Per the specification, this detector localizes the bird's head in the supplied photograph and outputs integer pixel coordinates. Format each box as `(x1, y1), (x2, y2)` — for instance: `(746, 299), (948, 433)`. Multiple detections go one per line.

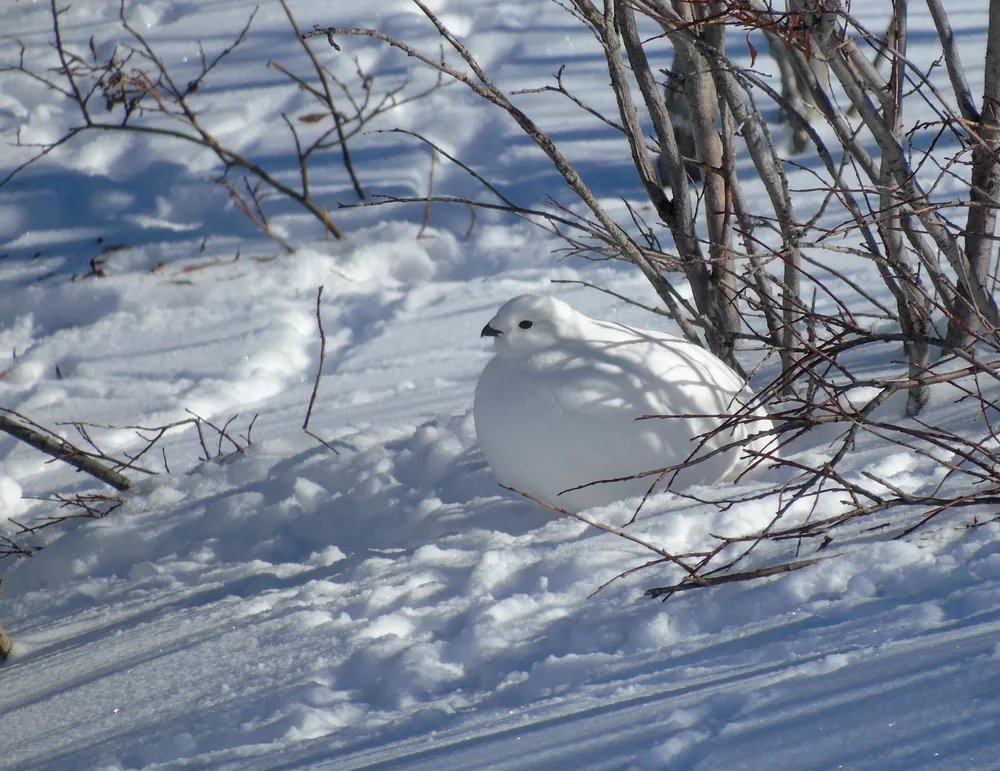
(480, 294), (580, 359)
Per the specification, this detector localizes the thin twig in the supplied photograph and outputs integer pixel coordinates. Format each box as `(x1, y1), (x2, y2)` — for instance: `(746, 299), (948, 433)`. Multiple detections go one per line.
(303, 285), (339, 454)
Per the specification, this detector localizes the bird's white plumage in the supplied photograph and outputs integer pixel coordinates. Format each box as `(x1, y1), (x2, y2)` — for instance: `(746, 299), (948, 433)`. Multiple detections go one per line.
(473, 294), (774, 512)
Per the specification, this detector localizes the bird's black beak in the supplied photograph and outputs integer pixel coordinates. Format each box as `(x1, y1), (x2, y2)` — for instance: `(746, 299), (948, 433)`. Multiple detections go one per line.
(481, 323), (502, 338)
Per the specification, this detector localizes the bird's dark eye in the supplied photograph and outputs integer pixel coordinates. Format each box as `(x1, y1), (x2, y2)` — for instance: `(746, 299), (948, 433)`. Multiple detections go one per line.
(518, 320), (533, 329)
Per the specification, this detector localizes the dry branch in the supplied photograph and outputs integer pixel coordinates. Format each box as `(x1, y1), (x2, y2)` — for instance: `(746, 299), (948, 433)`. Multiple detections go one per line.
(644, 555), (832, 600)
(0, 410), (132, 491)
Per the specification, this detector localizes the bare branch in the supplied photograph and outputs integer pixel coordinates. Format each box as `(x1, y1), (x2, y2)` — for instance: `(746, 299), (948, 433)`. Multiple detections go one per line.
(0, 410), (132, 491)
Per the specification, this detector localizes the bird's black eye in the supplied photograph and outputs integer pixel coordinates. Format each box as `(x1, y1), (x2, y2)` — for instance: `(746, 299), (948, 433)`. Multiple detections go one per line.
(518, 319), (533, 329)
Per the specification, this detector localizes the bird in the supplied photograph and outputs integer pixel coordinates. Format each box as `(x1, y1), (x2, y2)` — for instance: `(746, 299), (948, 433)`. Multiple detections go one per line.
(473, 294), (775, 512)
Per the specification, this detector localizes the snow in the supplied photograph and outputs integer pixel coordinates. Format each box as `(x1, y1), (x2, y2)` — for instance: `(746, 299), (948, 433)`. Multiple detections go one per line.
(1, 1), (999, 769)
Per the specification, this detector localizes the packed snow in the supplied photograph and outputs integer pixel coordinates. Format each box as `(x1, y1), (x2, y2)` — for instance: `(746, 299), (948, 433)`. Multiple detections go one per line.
(2, 1), (999, 769)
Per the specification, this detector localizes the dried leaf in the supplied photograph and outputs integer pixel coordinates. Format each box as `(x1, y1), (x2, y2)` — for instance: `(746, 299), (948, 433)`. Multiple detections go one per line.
(298, 112), (328, 124)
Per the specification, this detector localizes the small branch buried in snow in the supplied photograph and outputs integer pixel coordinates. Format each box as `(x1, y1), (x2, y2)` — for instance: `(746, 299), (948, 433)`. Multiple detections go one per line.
(0, 410), (132, 491)
(643, 556), (833, 602)
(0, 622), (12, 663)
(0, 412), (258, 562)
(502, 484), (839, 600)
(500, 484), (701, 596)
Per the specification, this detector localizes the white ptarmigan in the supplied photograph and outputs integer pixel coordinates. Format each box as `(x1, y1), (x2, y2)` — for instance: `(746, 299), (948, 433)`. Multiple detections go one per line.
(473, 294), (775, 512)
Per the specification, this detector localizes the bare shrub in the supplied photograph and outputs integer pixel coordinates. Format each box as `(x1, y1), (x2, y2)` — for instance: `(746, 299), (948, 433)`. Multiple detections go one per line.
(307, 0), (1000, 592)
(0, 0), (444, 249)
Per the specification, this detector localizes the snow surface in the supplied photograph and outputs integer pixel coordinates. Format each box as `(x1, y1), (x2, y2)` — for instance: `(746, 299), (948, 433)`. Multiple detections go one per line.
(1, 1), (999, 769)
